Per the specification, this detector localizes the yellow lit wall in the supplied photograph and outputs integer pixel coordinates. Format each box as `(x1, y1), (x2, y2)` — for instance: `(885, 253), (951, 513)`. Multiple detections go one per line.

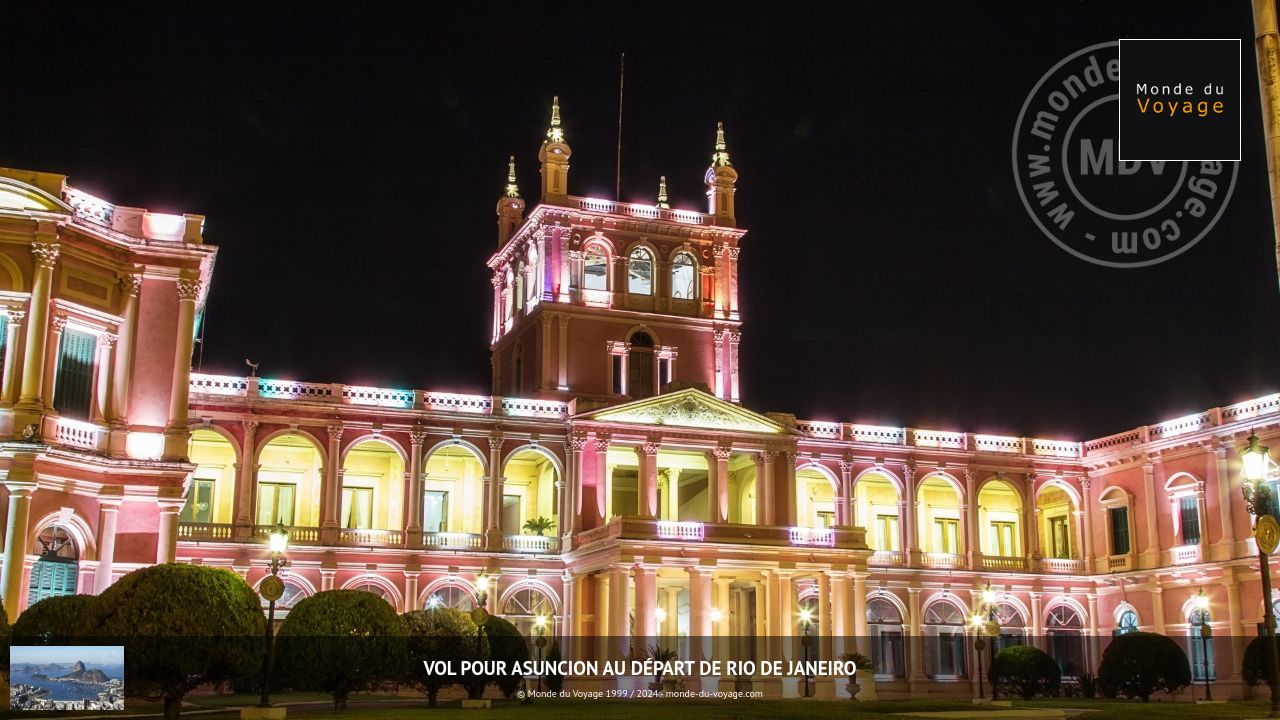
(341, 439), (406, 531)
(423, 445), (485, 533)
(917, 476), (961, 553)
(796, 468), (835, 528)
(258, 434), (324, 527)
(188, 429), (237, 524)
(854, 473), (900, 550)
(504, 450), (559, 533)
(977, 480), (1021, 556)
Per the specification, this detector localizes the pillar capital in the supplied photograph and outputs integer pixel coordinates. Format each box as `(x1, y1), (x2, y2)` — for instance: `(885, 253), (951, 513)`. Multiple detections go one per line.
(119, 272), (144, 297)
(31, 241), (60, 269)
(97, 332), (118, 349)
(5, 309), (24, 325)
(327, 424), (344, 443)
(409, 427), (427, 447)
(175, 278), (202, 301)
(4, 481), (36, 498)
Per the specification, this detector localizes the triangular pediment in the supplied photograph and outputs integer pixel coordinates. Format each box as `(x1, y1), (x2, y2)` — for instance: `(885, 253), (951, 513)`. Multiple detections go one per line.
(580, 388), (786, 434)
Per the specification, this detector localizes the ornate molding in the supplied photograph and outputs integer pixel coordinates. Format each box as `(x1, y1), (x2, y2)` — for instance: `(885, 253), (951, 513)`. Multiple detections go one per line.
(120, 273), (144, 296)
(5, 309), (25, 325)
(97, 332), (118, 349)
(241, 419), (259, 434)
(409, 428), (427, 447)
(176, 279), (202, 301)
(327, 425), (344, 443)
(50, 316), (68, 332)
(568, 431), (590, 452)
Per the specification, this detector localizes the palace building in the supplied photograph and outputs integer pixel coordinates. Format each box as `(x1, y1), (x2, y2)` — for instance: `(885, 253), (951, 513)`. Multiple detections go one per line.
(0, 99), (1271, 699)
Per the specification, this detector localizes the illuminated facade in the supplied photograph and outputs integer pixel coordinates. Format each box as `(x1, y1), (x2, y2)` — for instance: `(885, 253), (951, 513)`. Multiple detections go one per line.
(0, 102), (1273, 700)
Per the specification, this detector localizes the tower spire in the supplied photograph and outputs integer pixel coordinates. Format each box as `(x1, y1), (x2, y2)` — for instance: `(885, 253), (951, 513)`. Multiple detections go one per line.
(712, 121), (731, 167)
(505, 155), (520, 198)
(657, 176), (670, 209)
(547, 95), (564, 144)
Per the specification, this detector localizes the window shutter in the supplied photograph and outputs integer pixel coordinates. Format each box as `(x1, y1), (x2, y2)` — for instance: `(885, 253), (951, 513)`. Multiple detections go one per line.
(1180, 497), (1201, 545)
(53, 328), (97, 420)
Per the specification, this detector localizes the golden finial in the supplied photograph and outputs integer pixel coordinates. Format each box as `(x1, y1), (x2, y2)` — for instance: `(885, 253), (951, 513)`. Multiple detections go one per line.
(505, 155), (520, 198)
(547, 95), (564, 144)
(711, 121), (731, 167)
(657, 176), (670, 209)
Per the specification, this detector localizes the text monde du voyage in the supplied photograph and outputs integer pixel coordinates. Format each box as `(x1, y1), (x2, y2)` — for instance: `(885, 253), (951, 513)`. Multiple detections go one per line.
(1134, 83), (1228, 118)
(421, 659), (860, 679)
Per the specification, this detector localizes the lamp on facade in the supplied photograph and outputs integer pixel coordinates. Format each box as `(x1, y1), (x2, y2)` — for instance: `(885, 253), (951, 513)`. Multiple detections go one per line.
(655, 606), (667, 624)
(710, 608), (724, 623)
(256, 521), (289, 709)
(799, 607), (815, 697)
(1240, 431), (1280, 717)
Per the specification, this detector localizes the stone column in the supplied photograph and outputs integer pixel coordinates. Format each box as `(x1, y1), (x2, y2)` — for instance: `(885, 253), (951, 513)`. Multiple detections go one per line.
(754, 576), (769, 665)
(710, 444), (731, 523)
(93, 496), (122, 594)
(403, 571), (419, 613)
(0, 310), (24, 406)
(907, 586), (925, 686)
(320, 569), (336, 591)
(234, 420), (259, 534)
(663, 469), (681, 521)
(1026, 473), (1041, 560)
(1196, 481), (1210, 556)
(486, 429), (504, 549)
(608, 566), (631, 660)
(781, 451), (797, 526)
(1150, 586), (1165, 634)
(568, 432), (588, 533)
(1073, 510), (1086, 564)
(321, 425), (343, 542)
(1086, 593), (1100, 673)
(18, 241), (58, 412)
(964, 468), (978, 566)
(1213, 442), (1235, 555)
(594, 433), (611, 525)
(39, 316), (65, 411)
(1080, 476), (1094, 565)
(162, 278), (202, 460)
(830, 572), (849, 658)
(688, 567), (712, 664)
(761, 450), (777, 525)
(560, 572), (577, 650)
(853, 572), (870, 656)
(754, 453), (768, 525)
(636, 438), (659, 519)
(596, 572), (612, 661)
(903, 460), (919, 564)
(1029, 592), (1044, 650)
(837, 460), (854, 526)
(713, 330), (726, 399)
(1140, 461), (1160, 567)
(1225, 569), (1246, 682)
(635, 565), (658, 647)
(0, 483), (32, 619)
(111, 272), (142, 423)
(662, 585), (680, 640)
(93, 333), (116, 424)
(406, 429), (425, 544)
(155, 499), (183, 564)
(817, 571), (833, 661)
(728, 330), (741, 402)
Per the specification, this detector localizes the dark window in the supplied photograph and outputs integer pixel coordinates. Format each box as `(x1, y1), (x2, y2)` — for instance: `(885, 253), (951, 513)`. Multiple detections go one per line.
(28, 526), (78, 606)
(513, 346), (524, 396)
(611, 355), (623, 394)
(1115, 609), (1139, 636)
(1109, 507), (1130, 555)
(53, 328), (96, 420)
(1180, 496), (1201, 545)
(628, 332), (655, 398)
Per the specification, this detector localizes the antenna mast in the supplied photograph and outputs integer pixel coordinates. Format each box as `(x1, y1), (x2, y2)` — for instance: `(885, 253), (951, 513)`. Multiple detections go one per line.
(615, 51), (625, 201)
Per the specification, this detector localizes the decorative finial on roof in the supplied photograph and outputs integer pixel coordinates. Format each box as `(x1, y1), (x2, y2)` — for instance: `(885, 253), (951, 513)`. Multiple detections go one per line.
(711, 121), (731, 167)
(657, 176), (670, 209)
(547, 95), (564, 144)
(505, 156), (520, 198)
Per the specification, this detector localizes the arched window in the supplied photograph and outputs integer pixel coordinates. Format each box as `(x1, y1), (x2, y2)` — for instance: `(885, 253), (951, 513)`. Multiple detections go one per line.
(867, 597), (905, 678)
(259, 580), (307, 613)
(424, 584), (475, 611)
(628, 247), (654, 295)
(1115, 609), (1139, 636)
(1189, 607), (1216, 681)
(1046, 605), (1085, 676)
(503, 587), (555, 639)
(349, 579), (394, 608)
(583, 245), (609, 292)
(28, 526), (78, 606)
(628, 331), (655, 398)
(923, 601), (967, 678)
(993, 602), (1027, 652)
(671, 252), (697, 300)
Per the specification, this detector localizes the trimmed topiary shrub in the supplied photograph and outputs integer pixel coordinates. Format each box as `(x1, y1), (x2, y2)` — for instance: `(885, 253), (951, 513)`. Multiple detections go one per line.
(14, 594), (99, 644)
(990, 645), (1061, 699)
(484, 615), (529, 699)
(275, 590), (407, 710)
(1096, 631), (1191, 702)
(1245, 634), (1277, 688)
(76, 564), (264, 720)
(402, 607), (482, 707)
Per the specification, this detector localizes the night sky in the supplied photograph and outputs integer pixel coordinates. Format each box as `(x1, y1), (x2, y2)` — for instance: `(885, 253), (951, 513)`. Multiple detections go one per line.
(5, 2), (1277, 440)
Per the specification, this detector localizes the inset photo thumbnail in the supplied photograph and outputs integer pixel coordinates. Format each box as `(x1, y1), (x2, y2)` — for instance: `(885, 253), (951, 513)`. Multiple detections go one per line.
(9, 645), (124, 711)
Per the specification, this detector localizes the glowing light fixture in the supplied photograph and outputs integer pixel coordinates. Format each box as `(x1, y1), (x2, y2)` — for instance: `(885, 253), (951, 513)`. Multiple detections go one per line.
(982, 585), (997, 605)
(799, 607), (813, 624)
(1243, 431), (1270, 483)
(710, 608), (723, 623)
(655, 607), (667, 623)
(268, 522), (289, 554)
(535, 614), (548, 629)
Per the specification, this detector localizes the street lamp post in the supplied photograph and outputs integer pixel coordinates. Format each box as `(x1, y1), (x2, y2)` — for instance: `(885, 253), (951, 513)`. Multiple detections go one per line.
(1192, 589), (1212, 701)
(1241, 432), (1280, 717)
(972, 584), (1000, 702)
(470, 572), (492, 701)
(257, 522), (289, 709)
(534, 615), (548, 692)
(800, 607), (814, 698)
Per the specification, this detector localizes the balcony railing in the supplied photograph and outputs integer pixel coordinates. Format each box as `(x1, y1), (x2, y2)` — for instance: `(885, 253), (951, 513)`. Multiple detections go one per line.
(253, 524), (319, 544)
(339, 528), (403, 546)
(1039, 557), (1085, 574)
(979, 554), (1027, 571)
(1170, 544), (1203, 565)
(190, 373), (569, 419)
(869, 550), (905, 567)
(1107, 554), (1134, 571)
(922, 552), (966, 569)
(421, 532), (484, 550)
(177, 522), (235, 540)
(502, 534), (560, 553)
(788, 526), (836, 547)
(44, 416), (107, 453)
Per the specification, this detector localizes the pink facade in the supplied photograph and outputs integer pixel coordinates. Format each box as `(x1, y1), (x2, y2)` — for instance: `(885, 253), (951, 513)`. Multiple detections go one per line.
(0, 106), (1273, 700)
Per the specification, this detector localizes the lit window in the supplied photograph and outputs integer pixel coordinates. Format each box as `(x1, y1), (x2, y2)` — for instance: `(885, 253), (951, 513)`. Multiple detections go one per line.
(628, 247), (653, 295)
(341, 487), (373, 529)
(584, 246), (608, 291)
(257, 482), (296, 526)
(933, 518), (959, 553)
(876, 514), (900, 551)
(671, 252), (697, 299)
(989, 521), (1017, 557)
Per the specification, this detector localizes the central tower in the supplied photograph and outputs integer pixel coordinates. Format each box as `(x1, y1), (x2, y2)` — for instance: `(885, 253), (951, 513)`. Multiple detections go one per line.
(488, 99), (746, 406)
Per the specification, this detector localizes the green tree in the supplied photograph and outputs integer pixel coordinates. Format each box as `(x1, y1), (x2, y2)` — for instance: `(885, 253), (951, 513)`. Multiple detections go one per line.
(76, 564), (264, 720)
(484, 615), (529, 699)
(544, 640), (565, 693)
(1244, 635), (1277, 688)
(1096, 631), (1191, 702)
(522, 517), (555, 536)
(14, 595), (98, 644)
(402, 608), (482, 707)
(990, 645), (1061, 700)
(275, 590), (407, 710)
